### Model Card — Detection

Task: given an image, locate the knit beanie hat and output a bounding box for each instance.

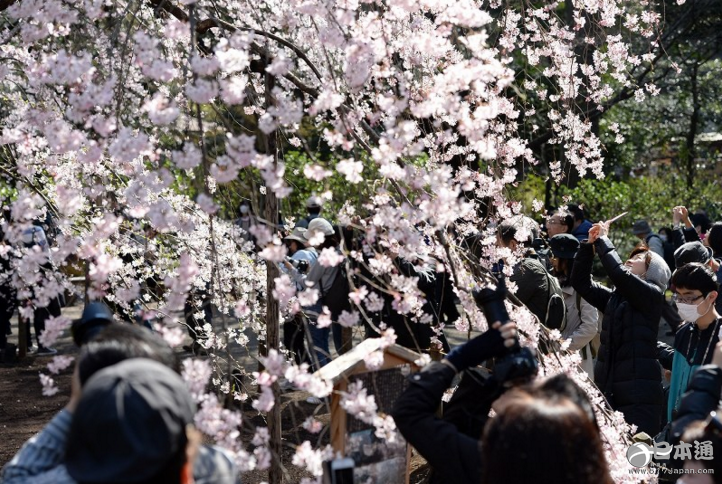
[645,251,671,291]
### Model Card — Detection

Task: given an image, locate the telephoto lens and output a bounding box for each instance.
[472,274,537,385]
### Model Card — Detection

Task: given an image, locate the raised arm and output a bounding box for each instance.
[673,206,701,244]
[570,242,612,312]
[391,362,482,483]
[392,322,516,483]
[594,236,665,312]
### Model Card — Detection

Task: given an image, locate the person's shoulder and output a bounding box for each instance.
[293,249,317,262]
[194,445,238,484]
[521,255,547,273]
[673,322,693,349]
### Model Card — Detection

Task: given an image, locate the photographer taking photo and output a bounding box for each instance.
[392,277,612,484]
[281,227,318,365]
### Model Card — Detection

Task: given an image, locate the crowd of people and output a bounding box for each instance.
[392,203,722,484]
[4,197,722,483]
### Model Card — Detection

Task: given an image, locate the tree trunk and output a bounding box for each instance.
[261,70,283,484]
[685,62,700,190]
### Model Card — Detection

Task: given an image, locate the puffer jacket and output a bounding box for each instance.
[571,236,664,435]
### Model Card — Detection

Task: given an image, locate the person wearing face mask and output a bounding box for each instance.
[571,220,671,435]
[665,263,721,424]
[235,202,257,243]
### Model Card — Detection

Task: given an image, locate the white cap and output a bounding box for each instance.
[306,196,323,209]
[307,218,334,236]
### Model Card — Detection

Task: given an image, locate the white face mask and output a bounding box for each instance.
[676,296,712,322]
[240,205,249,215]
[659,234,668,243]
[676,302,702,322]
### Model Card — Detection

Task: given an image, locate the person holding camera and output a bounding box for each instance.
[571,220,670,436]
[281,227,318,365]
[392,280,612,484]
[282,227,318,280]
[285,218,350,369]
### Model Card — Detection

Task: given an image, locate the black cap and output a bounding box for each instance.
[71,302,115,346]
[66,358,196,482]
[674,241,712,269]
[549,233,580,259]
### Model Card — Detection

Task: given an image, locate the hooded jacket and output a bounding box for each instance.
[571,236,666,435]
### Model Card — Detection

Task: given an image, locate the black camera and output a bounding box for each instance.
[287,257,310,273]
[472,274,538,385]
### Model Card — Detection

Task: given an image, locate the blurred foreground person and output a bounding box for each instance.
[481,375,613,484]
[65,359,201,484]
[392,278,612,484]
[2,324,237,484]
[674,418,722,484]
[664,342,722,483]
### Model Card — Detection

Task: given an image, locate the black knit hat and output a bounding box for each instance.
[674,241,713,269]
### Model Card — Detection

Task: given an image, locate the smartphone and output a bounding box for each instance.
[328,457,354,484]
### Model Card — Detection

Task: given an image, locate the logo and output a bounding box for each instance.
[626,440,714,468]
[627,442,654,468]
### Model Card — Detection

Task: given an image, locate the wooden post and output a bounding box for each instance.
[330,380,348,454]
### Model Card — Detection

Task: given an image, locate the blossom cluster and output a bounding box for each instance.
[0,0,665,480]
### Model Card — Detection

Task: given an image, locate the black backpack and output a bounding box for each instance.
[543,271,567,331]
[320,261,352,320]
[646,234,676,272]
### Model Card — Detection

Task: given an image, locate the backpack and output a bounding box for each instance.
[646,233,676,272]
[543,271,567,332]
[320,261,352,320]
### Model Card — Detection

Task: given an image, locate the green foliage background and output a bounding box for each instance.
[511,171,722,257]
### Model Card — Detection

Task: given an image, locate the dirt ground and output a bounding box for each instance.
[0,355,73,465]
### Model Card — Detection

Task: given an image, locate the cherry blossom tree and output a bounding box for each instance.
[0,0,678,482]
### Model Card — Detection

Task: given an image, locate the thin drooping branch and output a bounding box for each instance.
[203,17,324,82]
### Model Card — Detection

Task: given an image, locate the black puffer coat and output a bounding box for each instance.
[571,237,664,435]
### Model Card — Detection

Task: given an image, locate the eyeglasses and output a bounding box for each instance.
[547,220,564,226]
[673,293,705,305]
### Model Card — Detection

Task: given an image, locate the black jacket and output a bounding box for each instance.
[671,365,722,440]
[671,226,700,250]
[571,236,664,435]
[510,252,561,326]
[391,362,481,484]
